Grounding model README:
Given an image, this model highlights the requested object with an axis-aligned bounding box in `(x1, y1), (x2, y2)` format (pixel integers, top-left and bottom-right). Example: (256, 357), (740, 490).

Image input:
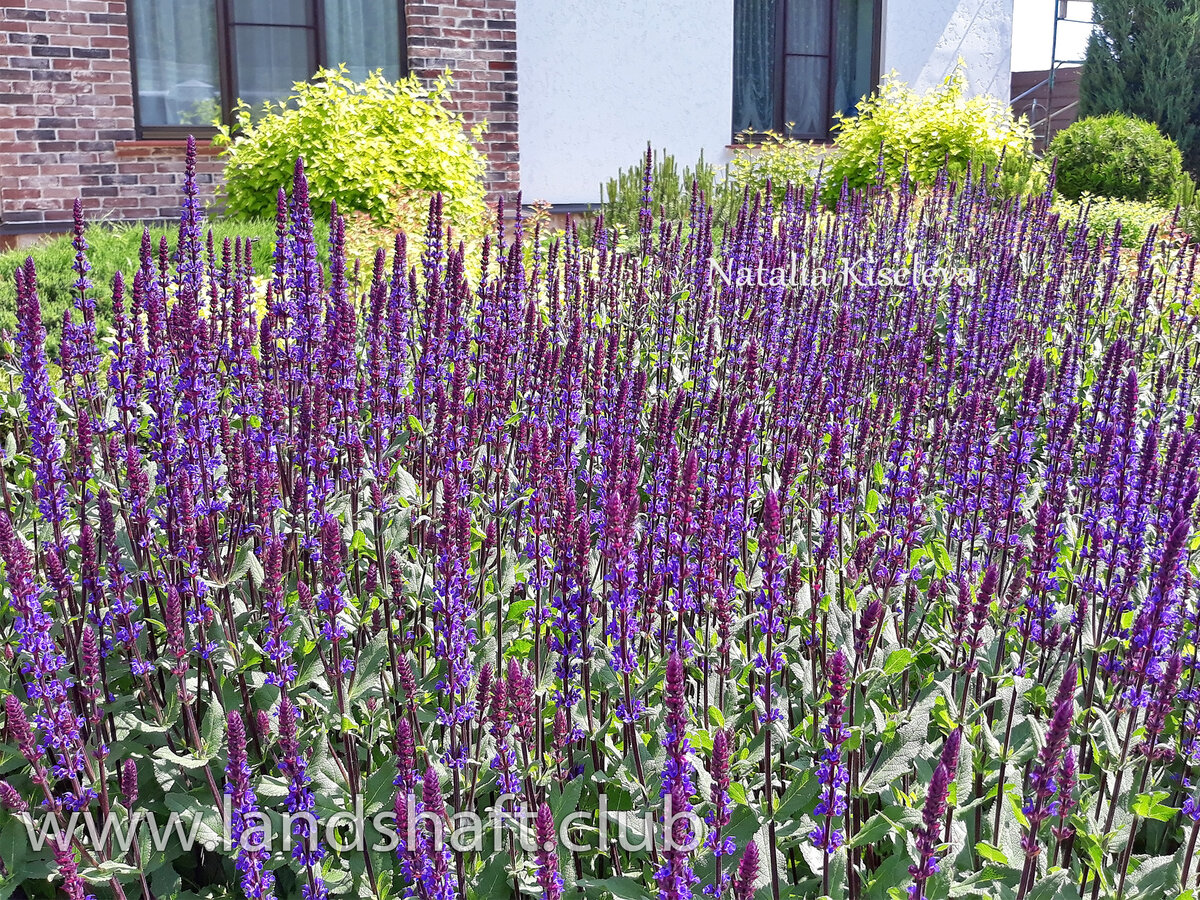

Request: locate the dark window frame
(128, 0), (408, 140)
(733, 0), (883, 143)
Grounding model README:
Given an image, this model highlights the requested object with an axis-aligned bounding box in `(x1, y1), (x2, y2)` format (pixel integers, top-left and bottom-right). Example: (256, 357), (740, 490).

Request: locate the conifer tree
(1080, 0), (1200, 171)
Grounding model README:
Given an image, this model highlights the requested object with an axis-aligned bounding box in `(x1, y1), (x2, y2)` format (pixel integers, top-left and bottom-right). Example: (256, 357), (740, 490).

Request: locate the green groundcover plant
(728, 133), (827, 208)
(5, 141), (1200, 900)
(1052, 194), (1173, 247)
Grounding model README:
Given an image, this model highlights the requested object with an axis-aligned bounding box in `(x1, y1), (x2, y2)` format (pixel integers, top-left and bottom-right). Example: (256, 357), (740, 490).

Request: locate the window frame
(733, 0), (884, 143)
(128, 0), (408, 140)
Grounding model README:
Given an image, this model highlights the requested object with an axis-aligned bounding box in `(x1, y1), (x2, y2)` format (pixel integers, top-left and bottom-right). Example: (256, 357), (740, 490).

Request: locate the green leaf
(1026, 870), (1070, 900)
(471, 851), (512, 900)
(0, 818), (28, 878)
(850, 807), (918, 848)
(577, 876), (654, 900)
(974, 841), (1010, 866)
(162, 792), (224, 850)
(505, 598), (534, 624)
(396, 465), (420, 501)
(153, 746), (213, 770)
(349, 631), (390, 704)
(245, 549), (265, 588)
(883, 649), (914, 676)
(862, 687), (939, 793)
(200, 702), (225, 751)
(1131, 790), (1178, 822)
(865, 489), (881, 514)
(728, 782), (749, 806)
(79, 859), (141, 884)
(1128, 853), (1183, 896)
(550, 776), (585, 826)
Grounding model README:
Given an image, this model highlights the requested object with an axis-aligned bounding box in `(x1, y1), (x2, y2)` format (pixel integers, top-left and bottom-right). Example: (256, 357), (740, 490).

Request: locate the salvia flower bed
(1, 139), (1199, 900)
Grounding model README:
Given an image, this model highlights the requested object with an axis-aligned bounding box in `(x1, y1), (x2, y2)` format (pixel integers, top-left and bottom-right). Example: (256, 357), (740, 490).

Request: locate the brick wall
(0, 0), (518, 245)
(405, 0), (520, 200)
(0, 1), (220, 245)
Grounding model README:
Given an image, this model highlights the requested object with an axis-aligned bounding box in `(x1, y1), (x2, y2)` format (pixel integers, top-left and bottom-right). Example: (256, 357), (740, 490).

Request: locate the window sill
(115, 139), (222, 156)
(726, 139), (836, 149)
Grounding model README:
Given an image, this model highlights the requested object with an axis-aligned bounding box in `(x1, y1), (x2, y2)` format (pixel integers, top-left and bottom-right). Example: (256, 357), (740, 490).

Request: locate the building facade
(519, 0), (1014, 206)
(0, 0), (517, 245)
(0, 0), (1012, 245)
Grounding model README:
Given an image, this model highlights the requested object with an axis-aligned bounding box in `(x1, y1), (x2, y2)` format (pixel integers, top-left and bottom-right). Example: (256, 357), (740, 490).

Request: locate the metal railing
(1010, 76), (1052, 107)
(1028, 99), (1081, 145)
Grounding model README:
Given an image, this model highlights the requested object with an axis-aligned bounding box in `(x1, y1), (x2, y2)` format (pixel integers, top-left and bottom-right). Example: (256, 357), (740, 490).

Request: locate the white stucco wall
(516, 0), (736, 206)
(882, 0), (1014, 98)
(517, 0), (1015, 205)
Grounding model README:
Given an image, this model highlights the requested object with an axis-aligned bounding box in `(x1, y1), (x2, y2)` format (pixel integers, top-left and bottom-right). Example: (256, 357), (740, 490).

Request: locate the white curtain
(832, 0), (875, 121)
(324, 0), (404, 80)
(130, 0), (220, 126)
(733, 0), (779, 135)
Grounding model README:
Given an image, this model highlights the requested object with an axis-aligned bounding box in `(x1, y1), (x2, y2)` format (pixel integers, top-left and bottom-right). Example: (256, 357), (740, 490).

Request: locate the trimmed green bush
(215, 66), (487, 241)
(1049, 114), (1186, 202)
(824, 68), (1044, 200)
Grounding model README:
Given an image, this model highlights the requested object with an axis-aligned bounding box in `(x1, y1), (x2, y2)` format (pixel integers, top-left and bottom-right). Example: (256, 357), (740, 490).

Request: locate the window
(129, 0), (406, 137)
(733, 0), (880, 141)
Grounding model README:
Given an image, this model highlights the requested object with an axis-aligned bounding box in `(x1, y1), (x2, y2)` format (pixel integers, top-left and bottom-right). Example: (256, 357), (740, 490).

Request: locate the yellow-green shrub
(824, 68), (1045, 201)
(1053, 193), (1172, 247)
(729, 133), (826, 205)
(215, 66), (487, 242)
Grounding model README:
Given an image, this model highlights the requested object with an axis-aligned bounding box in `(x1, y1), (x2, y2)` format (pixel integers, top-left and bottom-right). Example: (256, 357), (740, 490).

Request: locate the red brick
(407, 0), (519, 198)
